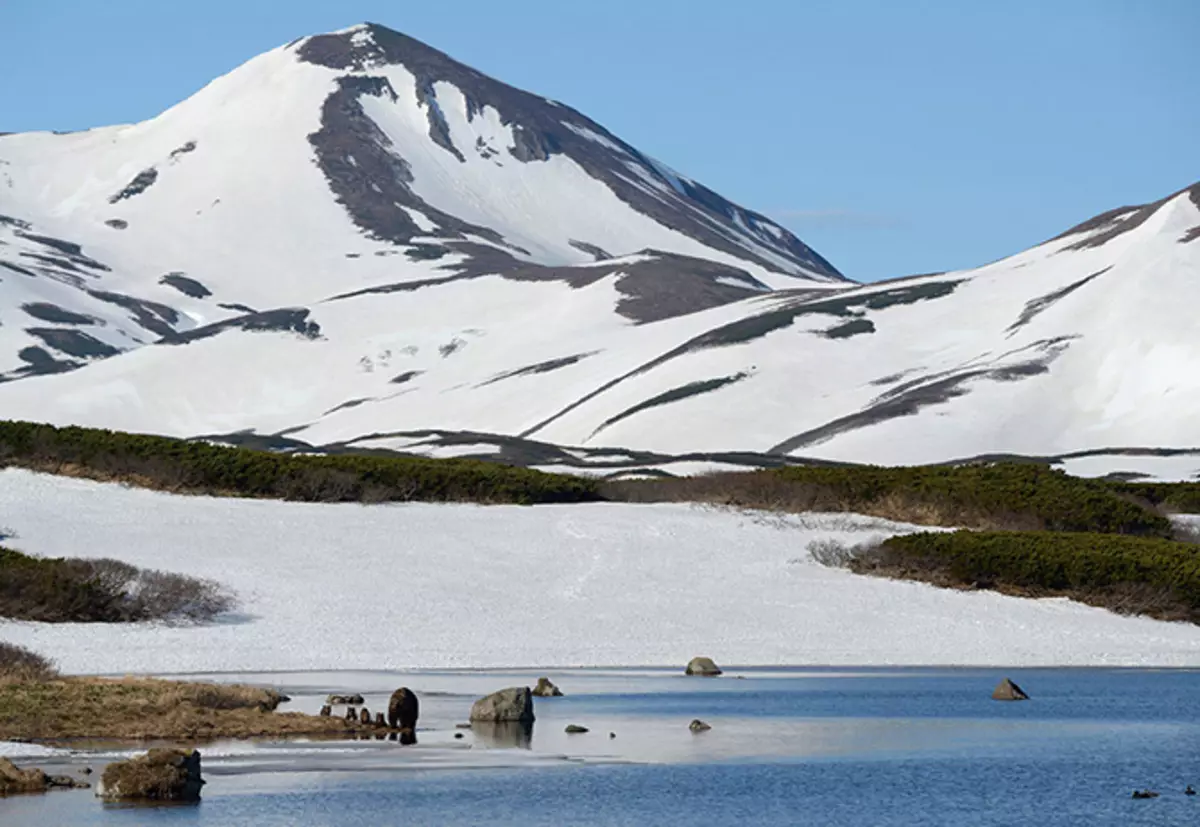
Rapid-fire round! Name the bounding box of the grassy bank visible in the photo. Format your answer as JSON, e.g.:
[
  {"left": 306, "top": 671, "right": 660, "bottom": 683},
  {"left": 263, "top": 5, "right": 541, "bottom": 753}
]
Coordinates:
[
  {"left": 0, "top": 420, "right": 599, "bottom": 505},
  {"left": 0, "top": 677, "right": 369, "bottom": 741},
  {"left": 851, "top": 531, "right": 1200, "bottom": 623},
  {"left": 608, "top": 463, "right": 1175, "bottom": 536}
]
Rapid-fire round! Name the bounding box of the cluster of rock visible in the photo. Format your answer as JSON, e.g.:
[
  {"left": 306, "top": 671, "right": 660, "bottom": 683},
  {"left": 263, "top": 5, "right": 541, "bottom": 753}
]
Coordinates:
[{"left": 0, "top": 758, "right": 90, "bottom": 795}]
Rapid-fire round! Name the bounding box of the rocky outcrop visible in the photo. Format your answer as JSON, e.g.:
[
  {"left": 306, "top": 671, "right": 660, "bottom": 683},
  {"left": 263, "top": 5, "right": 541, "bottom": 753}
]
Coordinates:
[
  {"left": 689, "top": 719, "right": 713, "bottom": 732},
  {"left": 533, "top": 677, "right": 563, "bottom": 697},
  {"left": 96, "top": 749, "right": 204, "bottom": 802},
  {"left": 991, "top": 678, "right": 1029, "bottom": 701},
  {"left": 0, "top": 758, "right": 48, "bottom": 795},
  {"left": 565, "top": 724, "right": 589, "bottom": 734},
  {"left": 685, "top": 657, "right": 722, "bottom": 677},
  {"left": 470, "top": 687, "right": 535, "bottom": 723},
  {"left": 326, "top": 693, "right": 364, "bottom": 705}
]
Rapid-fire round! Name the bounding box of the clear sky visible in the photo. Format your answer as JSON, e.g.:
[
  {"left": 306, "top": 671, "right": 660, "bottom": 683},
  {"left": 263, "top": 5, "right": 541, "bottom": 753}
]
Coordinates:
[{"left": 1, "top": 0, "right": 1196, "bottom": 282}]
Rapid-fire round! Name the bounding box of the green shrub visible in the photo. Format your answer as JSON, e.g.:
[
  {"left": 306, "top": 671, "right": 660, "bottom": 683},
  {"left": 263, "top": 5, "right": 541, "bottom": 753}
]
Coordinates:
[
  {"left": 607, "top": 463, "right": 1173, "bottom": 536},
  {"left": 0, "top": 420, "right": 598, "bottom": 505},
  {"left": 1106, "top": 480, "right": 1200, "bottom": 514},
  {"left": 0, "top": 547, "right": 234, "bottom": 623},
  {"left": 857, "top": 530, "right": 1200, "bottom": 623}
]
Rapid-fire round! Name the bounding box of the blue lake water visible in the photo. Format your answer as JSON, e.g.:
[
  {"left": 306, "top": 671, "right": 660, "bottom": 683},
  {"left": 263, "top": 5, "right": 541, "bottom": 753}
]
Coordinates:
[{"left": 4, "top": 667, "right": 1199, "bottom": 826}]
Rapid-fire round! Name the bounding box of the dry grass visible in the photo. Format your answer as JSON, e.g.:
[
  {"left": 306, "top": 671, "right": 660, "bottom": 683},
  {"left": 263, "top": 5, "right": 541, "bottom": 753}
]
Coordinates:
[{"left": 0, "top": 676, "right": 371, "bottom": 741}]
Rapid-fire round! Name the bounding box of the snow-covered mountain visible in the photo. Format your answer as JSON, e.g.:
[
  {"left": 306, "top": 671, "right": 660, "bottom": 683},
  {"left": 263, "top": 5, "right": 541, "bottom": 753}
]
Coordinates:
[{"left": 0, "top": 23, "right": 1197, "bottom": 478}]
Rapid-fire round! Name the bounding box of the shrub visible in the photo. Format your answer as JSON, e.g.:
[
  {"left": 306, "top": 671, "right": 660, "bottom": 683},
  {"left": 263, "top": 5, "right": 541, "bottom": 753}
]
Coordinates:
[
  {"left": 0, "top": 420, "right": 598, "bottom": 505},
  {"left": 0, "top": 547, "right": 234, "bottom": 623},
  {"left": 0, "top": 642, "right": 58, "bottom": 683},
  {"left": 606, "top": 463, "right": 1173, "bottom": 536},
  {"left": 854, "top": 530, "right": 1200, "bottom": 623}
]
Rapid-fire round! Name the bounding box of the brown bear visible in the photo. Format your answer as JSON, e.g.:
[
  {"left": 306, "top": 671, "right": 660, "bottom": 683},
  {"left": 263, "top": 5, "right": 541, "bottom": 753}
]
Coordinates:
[
  {"left": 359, "top": 707, "right": 372, "bottom": 725},
  {"left": 387, "top": 687, "right": 419, "bottom": 731}
]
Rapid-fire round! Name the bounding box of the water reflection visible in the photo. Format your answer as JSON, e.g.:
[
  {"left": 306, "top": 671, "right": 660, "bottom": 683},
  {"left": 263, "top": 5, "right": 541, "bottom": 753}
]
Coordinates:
[{"left": 472, "top": 721, "right": 534, "bottom": 750}]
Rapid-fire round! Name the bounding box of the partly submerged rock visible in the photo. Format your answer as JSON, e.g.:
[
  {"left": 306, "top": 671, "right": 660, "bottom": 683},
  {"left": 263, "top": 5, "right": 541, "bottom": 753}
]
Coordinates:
[
  {"left": 991, "top": 678, "right": 1030, "bottom": 701},
  {"left": 47, "top": 774, "right": 90, "bottom": 789},
  {"left": 1132, "top": 790, "right": 1159, "bottom": 799},
  {"left": 0, "top": 758, "right": 48, "bottom": 795},
  {"left": 533, "top": 677, "right": 564, "bottom": 697},
  {"left": 565, "top": 724, "right": 589, "bottom": 734},
  {"left": 685, "top": 657, "right": 722, "bottom": 677},
  {"left": 326, "top": 693, "right": 364, "bottom": 706},
  {"left": 96, "top": 748, "right": 204, "bottom": 802},
  {"left": 470, "top": 687, "right": 535, "bottom": 723},
  {"left": 689, "top": 719, "right": 713, "bottom": 732}
]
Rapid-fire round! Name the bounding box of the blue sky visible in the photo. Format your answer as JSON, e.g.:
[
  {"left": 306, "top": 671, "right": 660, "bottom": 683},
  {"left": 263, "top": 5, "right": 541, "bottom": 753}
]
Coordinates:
[{"left": 1, "top": 0, "right": 1196, "bottom": 282}]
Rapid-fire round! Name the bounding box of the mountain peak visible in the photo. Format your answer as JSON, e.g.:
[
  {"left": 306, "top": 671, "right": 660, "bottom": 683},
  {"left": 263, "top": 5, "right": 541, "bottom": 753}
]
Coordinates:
[{"left": 291, "top": 22, "right": 844, "bottom": 282}]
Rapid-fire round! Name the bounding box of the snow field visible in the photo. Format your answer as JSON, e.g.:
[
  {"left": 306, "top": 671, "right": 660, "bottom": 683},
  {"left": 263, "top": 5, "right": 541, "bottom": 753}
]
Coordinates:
[{"left": 1, "top": 469, "right": 1199, "bottom": 675}]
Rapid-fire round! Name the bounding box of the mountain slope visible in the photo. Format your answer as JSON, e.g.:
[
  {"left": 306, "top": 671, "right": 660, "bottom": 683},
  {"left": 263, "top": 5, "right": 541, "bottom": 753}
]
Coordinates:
[{"left": 0, "top": 24, "right": 1196, "bottom": 477}]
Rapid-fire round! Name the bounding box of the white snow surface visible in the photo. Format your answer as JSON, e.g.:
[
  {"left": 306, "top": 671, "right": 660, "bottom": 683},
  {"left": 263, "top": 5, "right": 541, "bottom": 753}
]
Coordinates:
[
  {"left": 0, "top": 25, "right": 1195, "bottom": 471},
  {"left": 2, "top": 470, "right": 1199, "bottom": 674}
]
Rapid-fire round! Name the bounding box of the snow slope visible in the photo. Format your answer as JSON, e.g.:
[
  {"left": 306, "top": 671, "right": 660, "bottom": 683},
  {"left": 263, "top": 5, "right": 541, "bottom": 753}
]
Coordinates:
[
  {"left": 0, "top": 22, "right": 1196, "bottom": 473},
  {"left": 2, "top": 469, "right": 1198, "bottom": 673}
]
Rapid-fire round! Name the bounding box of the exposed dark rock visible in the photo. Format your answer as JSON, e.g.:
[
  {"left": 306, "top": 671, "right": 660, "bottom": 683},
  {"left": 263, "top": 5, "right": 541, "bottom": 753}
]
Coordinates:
[
  {"left": 96, "top": 748, "right": 204, "bottom": 802},
  {"left": 105, "top": 219, "right": 128, "bottom": 230},
  {"left": 478, "top": 353, "right": 595, "bottom": 387},
  {"left": 768, "top": 337, "right": 1074, "bottom": 454},
  {"left": 0, "top": 260, "right": 37, "bottom": 278},
  {"left": 438, "top": 337, "right": 466, "bottom": 357},
  {"left": 0, "top": 214, "right": 32, "bottom": 230},
  {"left": 469, "top": 687, "right": 535, "bottom": 723},
  {"left": 820, "top": 318, "right": 875, "bottom": 339},
  {"left": 323, "top": 397, "right": 373, "bottom": 415},
  {"left": 991, "top": 678, "right": 1029, "bottom": 701},
  {"left": 109, "top": 168, "right": 159, "bottom": 204},
  {"left": 169, "top": 141, "right": 198, "bottom": 160},
  {"left": 389, "top": 370, "right": 423, "bottom": 385},
  {"left": 14, "top": 231, "right": 110, "bottom": 272},
  {"left": 594, "top": 373, "right": 750, "bottom": 436},
  {"left": 689, "top": 719, "right": 713, "bottom": 732},
  {"left": 297, "top": 24, "right": 845, "bottom": 281},
  {"left": 565, "top": 724, "right": 588, "bottom": 734},
  {"left": 159, "top": 273, "right": 212, "bottom": 299},
  {"left": 1007, "top": 268, "right": 1109, "bottom": 335},
  {"left": 13, "top": 346, "right": 81, "bottom": 376},
  {"left": 21, "top": 302, "right": 100, "bottom": 326},
  {"left": 326, "top": 693, "right": 364, "bottom": 706},
  {"left": 25, "top": 328, "right": 121, "bottom": 359},
  {"left": 160, "top": 308, "right": 320, "bottom": 344},
  {"left": 1131, "top": 790, "right": 1159, "bottom": 800},
  {"left": 685, "top": 657, "right": 722, "bottom": 677},
  {"left": 89, "top": 290, "right": 180, "bottom": 338},
  {"left": 217, "top": 302, "right": 258, "bottom": 314},
  {"left": 568, "top": 240, "right": 612, "bottom": 261}
]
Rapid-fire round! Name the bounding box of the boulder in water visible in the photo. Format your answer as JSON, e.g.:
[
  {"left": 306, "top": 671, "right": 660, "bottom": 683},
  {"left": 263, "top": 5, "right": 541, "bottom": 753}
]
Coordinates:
[
  {"left": 685, "top": 657, "right": 722, "bottom": 677},
  {"left": 96, "top": 749, "right": 204, "bottom": 802},
  {"left": 533, "top": 677, "right": 563, "bottom": 697},
  {"left": 689, "top": 719, "right": 713, "bottom": 732},
  {"left": 565, "top": 724, "right": 589, "bottom": 734},
  {"left": 326, "top": 693, "right": 364, "bottom": 706},
  {"left": 470, "top": 687, "right": 535, "bottom": 723},
  {"left": 0, "top": 758, "right": 47, "bottom": 795},
  {"left": 991, "top": 678, "right": 1029, "bottom": 701}
]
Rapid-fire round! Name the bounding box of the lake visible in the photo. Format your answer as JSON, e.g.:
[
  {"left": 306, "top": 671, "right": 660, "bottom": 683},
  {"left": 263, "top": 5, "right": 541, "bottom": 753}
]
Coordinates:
[{"left": 4, "top": 666, "right": 1199, "bottom": 826}]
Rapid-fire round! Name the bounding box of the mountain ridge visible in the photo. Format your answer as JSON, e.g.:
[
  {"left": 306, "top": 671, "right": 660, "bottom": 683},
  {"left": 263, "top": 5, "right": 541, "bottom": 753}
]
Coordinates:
[{"left": 0, "top": 23, "right": 1196, "bottom": 479}]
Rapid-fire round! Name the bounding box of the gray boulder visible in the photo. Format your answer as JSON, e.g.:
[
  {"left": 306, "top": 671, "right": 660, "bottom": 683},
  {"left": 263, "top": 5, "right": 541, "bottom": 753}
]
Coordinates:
[
  {"left": 533, "top": 677, "right": 563, "bottom": 697},
  {"left": 685, "top": 657, "right": 722, "bottom": 677},
  {"left": 326, "top": 693, "right": 364, "bottom": 705},
  {"left": 470, "top": 687, "right": 535, "bottom": 723},
  {"left": 96, "top": 749, "right": 204, "bottom": 802},
  {"left": 689, "top": 719, "right": 713, "bottom": 732},
  {"left": 565, "top": 724, "right": 589, "bottom": 734}
]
